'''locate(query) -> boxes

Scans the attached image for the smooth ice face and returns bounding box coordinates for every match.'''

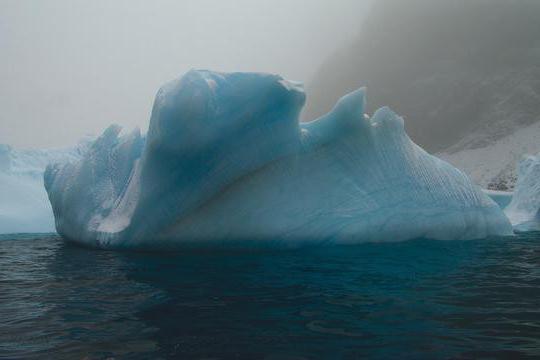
[45,70,512,249]
[0,141,90,234]
[505,153,540,231]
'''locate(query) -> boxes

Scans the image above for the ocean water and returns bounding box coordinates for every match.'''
[0,234,539,359]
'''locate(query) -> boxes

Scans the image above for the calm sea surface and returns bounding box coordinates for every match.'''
[1,233,539,359]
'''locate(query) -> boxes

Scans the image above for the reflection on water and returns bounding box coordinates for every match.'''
[1,233,539,359]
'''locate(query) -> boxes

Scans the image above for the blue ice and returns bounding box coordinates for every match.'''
[44,70,512,249]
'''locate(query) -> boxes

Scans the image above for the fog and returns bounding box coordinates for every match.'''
[305,0,540,152]
[0,0,371,148]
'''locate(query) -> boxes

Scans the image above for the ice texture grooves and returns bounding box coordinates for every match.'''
[44,70,512,249]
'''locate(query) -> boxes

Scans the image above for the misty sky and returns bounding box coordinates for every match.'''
[0,0,370,148]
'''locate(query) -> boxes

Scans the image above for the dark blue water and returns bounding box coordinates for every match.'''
[1,234,539,359]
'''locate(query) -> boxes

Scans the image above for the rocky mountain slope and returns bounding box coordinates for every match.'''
[305,0,540,188]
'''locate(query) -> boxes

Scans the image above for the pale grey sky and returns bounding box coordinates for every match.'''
[0,0,370,148]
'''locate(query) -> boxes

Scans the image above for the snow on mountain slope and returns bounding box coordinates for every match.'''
[438,121,540,190]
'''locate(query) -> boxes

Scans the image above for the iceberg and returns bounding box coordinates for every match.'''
[504,153,540,231]
[0,140,91,234]
[44,70,512,249]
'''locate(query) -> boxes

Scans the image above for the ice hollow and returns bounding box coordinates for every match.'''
[44,70,512,249]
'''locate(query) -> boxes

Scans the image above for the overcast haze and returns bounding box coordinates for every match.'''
[0,0,370,148]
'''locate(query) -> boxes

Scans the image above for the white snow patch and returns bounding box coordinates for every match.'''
[438,121,540,189]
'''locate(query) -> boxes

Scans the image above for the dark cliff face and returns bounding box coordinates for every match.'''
[304,0,540,152]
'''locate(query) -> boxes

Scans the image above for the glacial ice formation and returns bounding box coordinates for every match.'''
[483,190,513,210]
[505,153,540,231]
[44,70,512,249]
[0,141,90,234]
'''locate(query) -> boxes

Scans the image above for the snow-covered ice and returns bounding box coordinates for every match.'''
[0,140,91,234]
[44,70,512,249]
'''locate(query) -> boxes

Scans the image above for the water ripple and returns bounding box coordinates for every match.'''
[0,233,539,359]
